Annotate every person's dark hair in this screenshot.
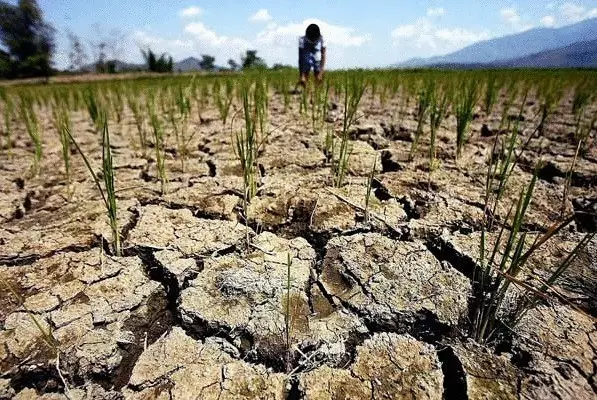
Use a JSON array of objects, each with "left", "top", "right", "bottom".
[{"left": 305, "top": 24, "right": 321, "bottom": 41}]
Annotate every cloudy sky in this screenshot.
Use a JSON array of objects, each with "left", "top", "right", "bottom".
[{"left": 36, "top": 0, "right": 597, "bottom": 69}]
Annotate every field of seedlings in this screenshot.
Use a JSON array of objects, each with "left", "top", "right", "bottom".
[{"left": 0, "top": 69, "right": 596, "bottom": 399}]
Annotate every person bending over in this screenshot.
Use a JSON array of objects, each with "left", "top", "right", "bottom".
[{"left": 298, "top": 23, "right": 326, "bottom": 88}]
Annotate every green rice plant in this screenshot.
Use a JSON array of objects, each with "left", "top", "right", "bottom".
[
  {"left": 215, "top": 78, "right": 235, "bottom": 126},
  {"left": 364, "top": 155, "right": 377, "bottom": 223},
  {"left": 333, "top": 73, "right": 367, "bottom": 187},
  {"left": 111, "top": 87, "right": 124, "bottom": 124},
  {"left": 127, "top": 90, "right": 147, "bottom": 156},
  {"left": 67, "top": 115, "right": 121, "bottom": 256},
  {"left": 51, "top": 103, "right": 72, "bottom": 183},
  {"left": 310, "top": 79, "right": 330, "bottom": 133},
  {"left": 561, "top": 114, "right": 596, "bottom": 217},
  {"left": 475, "top": 167, "right": 592, "bottom": 343},
  {"left": 323, "top": 124, "right": 335, "bottom": 164},
  {"left": 19, "top": 95, "right": 42, "bottom": 176},
  {"left": 535, "top": 79, "right": 563, "bottom": 137},
  {"left": 0, "top": 89, "right": 13, "bottom": 154},
  {"left": 284, "top": 252, "right": 292, "bottom": 373},
  {"left": 409, "top": 79, "right": 434, "bottom": 160},
  {"left": 233, "top": 83, "right": 266, "bottom": 202},
  {"left": 483, "top": 74, "right": 499, "bottom": 116},
  {"left": 83, "top": 87, "right": 102, "bottom": 133},
  {"left": 148, "top": 100, "right": 168, "bottom": 195},
  {"left": 455, "top": 80, "right": 479, "bottom": 159},
  {"left": 428, "top": 82, "right": 452, "bottom": 187},
  {"left": 254, "top": 78, "right": 269, "bottom": 139},
  {"left": 174, "top": 84, "right": 194, "bottom": 172},
  {"left": 571, "top": 82, "right": 591, "bottom": 120}
]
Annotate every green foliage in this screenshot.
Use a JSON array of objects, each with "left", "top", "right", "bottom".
[
  {"left": 141, "top": 48, "right": 173, "bottom": 73},
  {"left": 409, "top": 79, "right": 434, "bottom": 160},
  {"left": 455, "top": 80, "right": 479, "bottom": 159},
  {"left": 333, "top": 73, "right": 367, "bottom": 187},
  {"left": 0, "top": 0, "right": 55, "bottom": 79},
  {"left": 19, "top": 94, "right": 42, "bottom": 175},
  {"left": 67, "top": 115, "right": 121, "bottom": 256},
  {"left": 241, "top": 50, "right": 267, "bottom": 70}
]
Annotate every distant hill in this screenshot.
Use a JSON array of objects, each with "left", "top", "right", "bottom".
[
  {"left": 498, "top": 39, "right": 597, "bottom": 68},
  {"left": 396, "top": 18, "right": 597, "bottom": 67},
  {"left": 174, "top": 57, "right": 202, "bottom": 73}
]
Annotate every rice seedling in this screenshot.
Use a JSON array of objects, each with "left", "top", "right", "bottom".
[
  {"left": 428, "top": 82, "right": 452, "bottom": 187},
  {"left": 83, "top": 87, "right": 102, "bottom": 133},
  {"left": 284, "top": 252, "right": 292, "bottom": 373},
  {"left": 364, "top": 154, "right": 377, "bottom": 223},
  {"left": 214, "top": 78, "right": 235, "bottom": 126},
  {"left": 409, "top": 79, "right": 434, "bottom": 160},
  {"left": 67, "top": 115, "right": 121, "bottom": 256},
  {"left": 333, "top": 73, "right": 367, "bottom": 188},
  {"left": 0, "top": 89, "right": 13, "bottom": 154},
  {"left": 561, "top": 113, "right": 596, "bottom": 218},
  {"left": 483, "top": 74, "right": 499, "bottom": 117},
  {"left": 19, "top": 94, "right": 43, "bottom": 176},
  {"left": 51, "top": 103, "right": 72, "bottom": 183},
  {"left": 310, "top": 79, "right": 330, "bottom": 134},
  {"left": 173, "top": 84, "right": 194, "bottom": 172},
  {"left": 127, "top": 90, "right": 147, "bottom": 156},
  {"left": 148, "top": 99, "right": 168, "bottom": 195},
  {"left": 455, "top": 79, "right": 479, "bottom": 159},
  {"left": 474, "top": 165, "right": 587, "bottom": 344}
]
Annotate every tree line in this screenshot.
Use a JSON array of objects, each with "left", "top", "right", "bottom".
[{"left": 0, "top": 0, "right": 292, "bottom": 79}]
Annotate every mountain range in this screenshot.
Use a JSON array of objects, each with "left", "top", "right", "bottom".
[{"left": 396, "top": 18, "right": 597, "bottom": 68}]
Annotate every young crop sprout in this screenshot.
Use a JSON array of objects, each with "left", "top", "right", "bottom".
[
  {"left": 333, "top": 73, "right": 367, "bottom": 187},
  {"left": 127, "top": 91, "right": 147, "bottom": 156},
  {"left": 148, "top": 100, "right": 168, "bottom": 195},
  {"left": 310, "top": 79, "right": 330, "bottom": 134},
  {"left": 285, "top": 252, "right": 292, "bottom": 373},
  {"left": 364, "top": 155, "right": 377, "bottom": 223},
  {"left": 51, "top": 103, "right": 72, "bottom": 183},
  {"left": 561, "top": 114, "right": 596, "bottom": 218},
  {"left": 67, "top": 115, "right": 121, "bottom": 256},
  {"left": 19, "top": 95, "right": 42, "bottom": 176},
  {"left": 83, "top": 87, "right": 102, "bottom": 133},
  {"left": 174, "top": 84, "right": 194, "bottom": 172},
  {"left": 428, "top": 82, "right": 452, "bottom": 188},
  {"left": 475, "top": 165, "right": 594, "bottom": 343},
  {"left": 409, "top": 80, "right": 434, "bottom": 160},
  {"left": 535, "top": 79, "right": 562, "bottom": 137},
  {"left": 455, "top": 80, "right": 479, "bottom": 159},
  {"left": 483, "top": 74, "right": 499, "bottom": 117},
  {"left": 215, "top": 78, "right": 235, "bottom": 126},
  {"left": 0, "top": 89, "right": 14, "bottom": 154}
]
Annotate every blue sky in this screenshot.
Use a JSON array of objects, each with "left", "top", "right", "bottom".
[{"left": 29, "top": 0, "right": 597, "bottom": 69}]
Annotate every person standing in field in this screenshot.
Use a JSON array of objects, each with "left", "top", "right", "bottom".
[{"left": 298, "top": 23, "right": 326, "bottom": 88}]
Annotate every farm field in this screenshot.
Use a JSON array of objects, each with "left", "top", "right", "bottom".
[{"left": 0, "top": 69, "right": 596, "bottom": 399}]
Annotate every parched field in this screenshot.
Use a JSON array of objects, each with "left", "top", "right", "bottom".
[{"left": 0, "top": 70, "right": 596, "bottom": 399}]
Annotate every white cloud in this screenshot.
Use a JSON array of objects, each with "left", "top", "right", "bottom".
[
  {"left": 426, "top": 8, "right": 446, "bottom": 17},
  {"left": 500, "top": 7, "right": 521, "bottom": 26},
  {"left": 256, "top": 19, "right": 370, "bottom": 48},
  {"left": 540, "top": 15, "right": 556, "bottom": 27},
  {"left": 131, "top": 18, "right": 369, "bottom": 69},
  {"left": 500, "top": 7, "right": 533, "bottom": 31},
  {"left": 560, "top": 3, "right": 597, "bottom": 23},
  {"left": 180, "top": 6, "right": 203, "bottom": 18},
  {"left": 391, "top": 17, "right": 490, "bottom": 53},
  {"left": 249, "top": 9, "right": 272, "bottom": 23}
]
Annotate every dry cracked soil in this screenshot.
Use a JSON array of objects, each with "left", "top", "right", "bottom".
[{"left": 0, "top": 85, "right": 596, "bottom": 399}]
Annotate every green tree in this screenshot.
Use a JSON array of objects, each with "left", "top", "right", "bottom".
[
  {"left": 0, "top": 0, "right": 55, "bottom": 79},
  {"left": 141, "top": 48, "right": 172, "bottom": 73},
  {"left": 227, "top": 58, "right": 239, "bottom": 71},
  {"left": 241, "top": 50, "right": 267, "bottom": 70},
  {"left": 199, "top": 54, "right": 216, "bottom": 71}
]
